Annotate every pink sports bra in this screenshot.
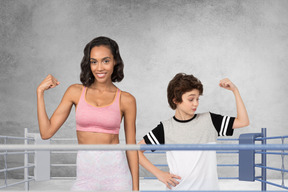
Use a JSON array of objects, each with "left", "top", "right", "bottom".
[{"left": 76, "top": 86, "right": 122, "bottom": 134}]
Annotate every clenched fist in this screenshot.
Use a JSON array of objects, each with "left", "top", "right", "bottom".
[
  {"left": 219, "top": 78, "right": 237, "bottom": 92},
  {"left": 37, "top": 74, "right": 60, "bottom": 94}
]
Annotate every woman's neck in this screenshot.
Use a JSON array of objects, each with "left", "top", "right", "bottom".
[{"left": 90, "top": 81, "right": 116, "bottom": 92}]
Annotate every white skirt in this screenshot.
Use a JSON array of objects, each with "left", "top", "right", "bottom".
[{"left": 71, "top": 150, "right": 132, "bottom": 191}]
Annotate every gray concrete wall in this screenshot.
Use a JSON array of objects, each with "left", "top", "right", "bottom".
[{"left": 1, "top": 0, "right": 288, "bottom": 180}]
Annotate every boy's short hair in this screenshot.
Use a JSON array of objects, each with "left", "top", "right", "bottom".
[{"left": 167, "top": 73, "right": 203, "bottom": 110}]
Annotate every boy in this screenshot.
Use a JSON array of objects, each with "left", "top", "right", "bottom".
[{"left": 138, "top": 73, "right": 249, "bottom": 190}]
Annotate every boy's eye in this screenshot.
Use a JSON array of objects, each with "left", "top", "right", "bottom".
[{"left": 189, "top": 98, "right": 199, "bottom": 102}]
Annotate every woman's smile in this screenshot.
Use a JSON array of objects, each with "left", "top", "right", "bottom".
[{"left": 96, "top": 73, "right": 107, "bottom": 78}]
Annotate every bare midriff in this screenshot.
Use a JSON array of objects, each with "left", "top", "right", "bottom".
[{"left": 76, "top": 131, "right": 119, "bottom": 144}]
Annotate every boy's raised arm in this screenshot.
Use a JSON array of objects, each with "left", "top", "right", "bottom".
[{"left": 219, "top": 78, "right": 249, "bottom": 129}]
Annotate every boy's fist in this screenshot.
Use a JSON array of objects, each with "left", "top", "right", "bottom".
[{"left": 219, "top": 78, "right": 237, "bottom": 91}]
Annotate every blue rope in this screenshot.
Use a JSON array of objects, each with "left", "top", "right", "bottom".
[
  {"left": 255, "top": 164, "right": 288, "bottom": 173},
  {"left": 255, "top": 178, "right": 288, "bottom": 190},
  {"left": 140, "top": 144, "right": 288, "bottom": 151}
]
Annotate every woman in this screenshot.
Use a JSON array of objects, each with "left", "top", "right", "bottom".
[{"left": 37, "top": 36, "right": 139, "bottom": 191}]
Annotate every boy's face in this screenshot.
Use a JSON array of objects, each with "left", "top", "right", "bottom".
[{"left": 175, "top": 89, "right": 200, "bottom": 118}]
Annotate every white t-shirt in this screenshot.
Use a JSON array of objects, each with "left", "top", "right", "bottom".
[{"left": 143, "top": 112, "right": 235, "bottom": 191}]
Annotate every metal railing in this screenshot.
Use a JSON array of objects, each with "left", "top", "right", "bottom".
[
  {"left": 255, "top": 129, "right": 288, "bottom": 190},
  {"left": 0, "top": 129, "right": 35, "bottom": 191},
  {"left": 0, "top": 128, "right": 287, "bottom": 191}
]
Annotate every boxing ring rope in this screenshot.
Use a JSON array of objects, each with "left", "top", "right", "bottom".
[
  {"left": 0, "top": 130, "right": 35, "bottom": 190},
  {"left": 254, "top": 133, "right": 288, "bottom": 191},
  {"left": 1, "top": 144, "right": 287, "bottom": 151},
  {"left": 0, "top": 128, "right": 287, "bottom": 191}
]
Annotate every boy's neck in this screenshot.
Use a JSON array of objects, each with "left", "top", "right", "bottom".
[{"left": 174, "top": 110, "right": 195, "bottom": 121}]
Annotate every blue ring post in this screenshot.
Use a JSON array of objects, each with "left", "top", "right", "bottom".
[
  {"left": 239, "top": 132, "right": 262, "bottom": 181},
  {"left": 261, "top": 128, "right": 267, "bottom": 191}
]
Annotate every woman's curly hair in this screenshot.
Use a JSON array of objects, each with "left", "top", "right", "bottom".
[{"left": 80, "top": 36, "right": 124, "bottom": 87}]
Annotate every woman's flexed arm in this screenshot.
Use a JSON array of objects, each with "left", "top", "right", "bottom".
[{"left": 37, "top": 74, "right": 78, "bottom": 139}]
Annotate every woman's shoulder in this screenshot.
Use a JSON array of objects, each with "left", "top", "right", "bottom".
[
  {"left": 67, "top": 84, "right": 83, "bottom": 92},
  {"left": 120, "top": 90, "right": 136, "bottom": 105},
  {"left": 64, "top": 84, "right": 83, "bottom": 100}
]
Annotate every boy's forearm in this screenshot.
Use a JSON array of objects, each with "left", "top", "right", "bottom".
[
  {"left": 233, "top": 88, "right": 249, "bottom": 128},
  {"left": 139, "top": 150, "right": 162, "bottom": 177}
]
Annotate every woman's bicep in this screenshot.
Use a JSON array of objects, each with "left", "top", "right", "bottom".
[
  {"left": 122, "top": 93, "right": 137, "bottom": 144},
  {"left": 49, "top": 86, "right": 78, "bottom": 134},
  {"left": 50, "top": 99, "right": 73, "bottom": 129}
]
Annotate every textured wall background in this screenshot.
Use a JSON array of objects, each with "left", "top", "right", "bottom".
[{"left": 1, "top": 0, "right": 288, "bottom": 180}]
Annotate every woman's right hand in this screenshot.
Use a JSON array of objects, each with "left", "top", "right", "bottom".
[
  {"left": 155, "top": 170, "right": 181, "bottom": 189},
  {"left": 37, "top": 74, "right": 60, "bottom": 94}
]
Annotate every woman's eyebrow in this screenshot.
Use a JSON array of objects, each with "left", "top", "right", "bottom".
[
  {"left": 90, "top": 57, "right": 111, "bottom": 60},
  {"left": 102, "top": 57, "right": 111, "bottom": 60}
]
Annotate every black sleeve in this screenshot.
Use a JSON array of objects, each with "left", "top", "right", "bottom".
[
  {"left": 209, "top": 112, "right": 235, "bottom": 136},
  {"left": 143, "top": 122, "right": 165, "bottom": 146}
]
